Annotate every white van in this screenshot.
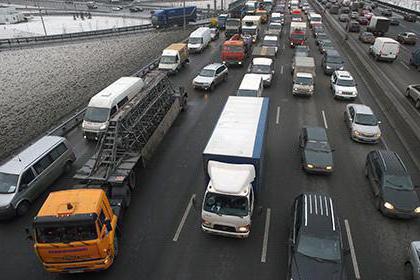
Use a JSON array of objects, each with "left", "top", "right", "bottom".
[
  {"left": 82, "top": 77, "right": 144, "bottom": 140},
  {"left": 188, "top": 27, "right": 211, "bottom": 53},
  {"left": 237, "top": 74, "right": 264, "bottom": 97},
  {"left": 369, "top": 37, "right": 400, "bottom": 62}
]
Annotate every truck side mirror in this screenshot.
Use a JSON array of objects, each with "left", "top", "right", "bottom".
[
  {"left": 105, "top": 220, "right": 112, "bottom": 232},
  {"left": 25, "top": 228, "right": 33, "bottom": 241}
]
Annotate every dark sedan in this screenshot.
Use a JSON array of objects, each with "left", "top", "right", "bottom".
[
  {"left": 299, "top": 127, "right": 334, "bottom": 174},
  {"left": 359, "top": 31, "right": 375, "bottom": 44},
  {"left": 295, "top": 45, "right": 310, "bottom": 57},
  {"left": 319, "top": 39, "right": 334, "bottom": 54},
  {"left": 315, "top": 33, "right": 329, "bottom": 45}
]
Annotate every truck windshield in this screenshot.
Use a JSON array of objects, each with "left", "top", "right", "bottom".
[
  {"left": 295, "top": 76, "right": 313, "bottom": 85},
  {"left": 224, "top": 46, "right": 243, "bottom": 52},
  {"left": 242, "top": 28, "right": 256, "bottom": 36},
  {"left": 160, "top": 55, "right": 177, "bottom": 64},
  {"left": 189, "top": 37, "right": 203, "bottom": 44},
  {"left": 263, "top": 39, "right": 277, "bottom": 46},
  {"left": 35, "top": 223, "right": 98, "bottom": 243},
  {"left": 84, "top": 107, "right": 110, "bottom": 123},
  {"left": 250, "top": 64, "right": 271, "bottom": 74},
  {"left": 291, "top": 34, "right": 305, "bottom": 40},
  {"left": 204, "top": 192, "right": 248, "bottom": 217},
  {"left": 0, "top": 172, "right": 18, "bottom": 194},
  {"left": 237, "top": 89, "right": 258, "bottom": 97}
]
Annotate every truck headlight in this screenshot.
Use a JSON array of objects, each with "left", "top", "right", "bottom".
[
  {"left": 238, "top": 225, "right": 249, "bottom": 232},
  {"left": 384, "top": 202, "right": 394, "bottom": 210},
  {"left": 414, "top": 207, "right": 420, "bottom": 213},
  {"left": 325, "top": 166, "right": 332, "bottom": 170},
  {"left": 307, "top": 164, "right": 314, "bottom": 169}
]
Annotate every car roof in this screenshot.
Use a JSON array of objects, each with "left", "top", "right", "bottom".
[
  {"left": 335, "top": 70, "right": 353, "bottom": 79},
  {"left": 304, "top": 126, "right": 328, "bottom": 141},
  {"left": 264, "top": 35, "right": 278, "bottom": 40},
  {"left": 373, "top": 150, "right": 408, "bottom": 175},
  {"left": 349, "top": 103, "right": 373, "bottom": 114},
  {"left": 299, "top": 193, "right": 339, "bottom": 237},
  {"left": 203, "top": 63, "right": 224, "bottom": 70},
  {"left": 0, "top": 136, "right": 65, "bottom": 175},
  {"left": 240, "top": 74, "right": 263, "bottom": 90}
]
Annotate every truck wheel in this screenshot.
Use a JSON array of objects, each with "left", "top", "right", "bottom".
[
  {"left": 416, "top": 100, "right": 420, "bottom": 109},
  {"left": 16, "top": 201, "right": 30, "bottom": 216}
]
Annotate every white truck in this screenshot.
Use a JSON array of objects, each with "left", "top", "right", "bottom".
[
  {"left": 242, "top": 15, "right": 261, "bottom": 43},
  {"left": 200, "top": 96, "right": 269, "bottom": 238},
  {"left": 158, "top": 43, "right": 189, "bottom": 73},
  {"left": 292, "top": 56, "right": 315, "bottom": 96}
]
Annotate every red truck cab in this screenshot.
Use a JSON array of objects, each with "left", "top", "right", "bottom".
[{"left": 221, "top": 34, "right": 251, "bottom": 66}]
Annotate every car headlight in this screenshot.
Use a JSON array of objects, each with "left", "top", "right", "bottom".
[
  {"left": 202, "top": 219, "right": 211, "bottom": 226},
  {"left": 337, "top": 90, "right": 343, "bottom": 94},
  {"left": 293, "top": 87, "right": 298, "bottom": 91},
  {"left": 384, "top": 202, "right": 394, "bottom": 210},
  {"left": 353, "top": 130, "right": 360, "bottom": 136},
  {"left": 414, "top": 207, "right": 420, "bottom": 213},
  {"left": 100, "top": 124, "right": 108, "bottom": 130},
  {"left": 325, "top": 166, "right": 332, "bottom": 170},
  {"left": 326, "top": 66, "right": 331, "bottom": 69},
  {"left": 375, "top": 131, "right": 381, "bottom": 137},
  {"left": 307, "top": 164, "right": 314, "bottom": 169},
  {"left": 238, "top": 225, "right": 249, "bottom": 232},
  {"left": 238, "top": 61, "right": 242, "bottom": 65}
]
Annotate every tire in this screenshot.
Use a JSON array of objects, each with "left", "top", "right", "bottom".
[
  {"left": 16, "top": 201, "right": 30, "bottom": 216},
  {"left": 416, "top": 100, "right": 420, "bottom": 109},
  {"left": 404, "top": 261, "right": 413, "bottom": 280}
]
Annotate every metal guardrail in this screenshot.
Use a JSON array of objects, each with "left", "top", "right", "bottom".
[
  {"left": 372, "top": 0, "right": 420, "bottom": 17},
  {"left": 0, "top": 23, "right": 154, "bottom": 48}
]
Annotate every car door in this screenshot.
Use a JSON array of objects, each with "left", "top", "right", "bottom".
[
  {"left": 15, "top": 168, "right": 37, "bottom": 204},
  {"left": 348, "top": 106, "right": 356, "bottom": 129},
  {"left": 215, "top": 67, "right": 223, "bottom": 84},
  {"left": 372, "top": 158, "right": 382, "bottom": 197},
  {"left": 32, "top": 154, "right": 56, "bottom": 198}
]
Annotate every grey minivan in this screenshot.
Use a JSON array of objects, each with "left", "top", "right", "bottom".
[
  {"left": 322, "top": 49, "right": 345, "bottom": 75},
  {"left": 0, "top": 136, "right": 75, "bottom": 218}
]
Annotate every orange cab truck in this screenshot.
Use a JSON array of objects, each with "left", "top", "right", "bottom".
[{"left": 221, "top": 34, "right": 252, "bottom": 66}]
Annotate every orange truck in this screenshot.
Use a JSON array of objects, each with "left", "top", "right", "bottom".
[{"left": 221, "top": 34, "right": 252, "bottom": 66}]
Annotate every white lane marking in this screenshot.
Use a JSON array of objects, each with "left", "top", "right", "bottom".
[
  {"left": 260, "top": 208, "right": 271, "bottom": 263},
  {"left": 344, "top": 219, "right": 361, "bottom": 280},
  {"left": 321, "top": 110, "right": 328, "bottom": 129},
  {"left": 280, "top": 65, "right": 284, "bottom": 74},
  {"left": 400, "top": 61, "right": 410, "bottom": 70},
  {"left": 172, "top": 194, "right": 196, "bottom": 242},
  {"left": 276, "top": 106, "right": 281, "bottom": 124}
]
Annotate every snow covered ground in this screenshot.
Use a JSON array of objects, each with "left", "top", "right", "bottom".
[
  {"left": 0, "top": 15, "right": 150, "bottom": 39},
  {"left": 380, "top": 0, "right": 420, "bottom": 12}
]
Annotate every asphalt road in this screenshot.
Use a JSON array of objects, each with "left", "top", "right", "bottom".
[{"left": 2, "top": 6, "right": 420, "bottom": 280}]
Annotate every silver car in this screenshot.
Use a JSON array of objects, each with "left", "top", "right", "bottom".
[
  {"left": 406, "top": 241, "right": 420, "bottom": 280},
  {"left": 344, "top": 104, "right": 381, "bottom": 143},
  {"left": 0, "top": 136, "right": 76, "bottom": 218},
  {"left": 192, "top": 63, "right": 228, "bottom": 91}
]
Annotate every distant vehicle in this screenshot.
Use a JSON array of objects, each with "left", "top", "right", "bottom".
[
  {"left": 247, "top": 57, "right": 274, "bottom": 87},
  {"left": 350, "top": 11, "right": 358, "bottom": 19},
  {"left": 217, "top": 14, "right": 228, "bottom": 29},
  {"left": 308, "top": 13, "right": 322, "bottom": 28},
  {"left": 330, "top": 70, "right": 358, "bottom": 100},
  {"left": 112, "top": 6, "right": 122, "bottom": 11},
  {"left": 82, "top": 77, "right": 144, "bottom": 140},
  {"left": 359, "top": 31, "right": 375, "bottom": 44},
  {"left": 404, "top": 13, "right": 417, "bottom": 22},
  {"left": 151, "top": 6, "right": 197, "bottom": 28},
  {"left": 86, "top": 1, "right": 97, "bottom": 9},
  {"left": 299, "top": 127, "right": 334, "bottom": 173},
  {"left": 326, "top": 2, "right": 332, "bottom": 9},
  {"left": 322, "top": 49, "right": 344, "bottom": 75},
  {"left": 312, "top": 25, "right": 324, "bottom": 37},
  {"left": 225, "top": 18, "right": 241, "bottom": 38},
  {"left": 409, "top": 49, "right": 420, "bottom": 69},
  {"left": 390, "top": 17, "right": 400, "bottom": 25},
  {"left": 200, "top": 96, "right": 269, "bottom": 238},
  {"left": 405, "top": 242, "right": 420, "bottom": 280},
  {"left": 295, "top": 45, "right": 309, "bottom": 57},
  {"left": 340, "top": 6, "right": 350, "bottom": 14},
  {"left": 288, "top": 193, "right": 346, "bottom": 279},
  {"left": 344, "top": 104, "right": 381, "bottom": 143},
  {"left": 267, "top": 22, "right": 283, "bottom": 37},
  {"left": 289, "top": 22, "right": 306, "bottom": 47},
  {"left": 346, "top": 20, "right": 360, "bottom": 32},
  {"left": 237, "top": 74, "right": 264, "bottom": 96},
  {"left": 271, "top": 12, "right": 284, "bottom": 24},
  {"left": 358, "top": 16, "right": 369, "bottom": 25},
  {"left": 319, "top": 39, "right": 334, "bottom": 54},
  {"left": 222, "top": 34, "right": 251, "bottom": 66},
  {"left": 242, "top": 15, "right": 262, "bottom": 43},
  {"left": 339, "top": 14, "right": 349, "bottom": 22},
  {"left": 245, "top": 0, "right": 258, "bottom": 15},
  {"left": 369, "top": 37, "right": 400, "bottom": 62},
  {"left": 192, "top": 63, "right": 228, "bottom": 91},
  {"left": 209, "top": 27, "right": 219, "bottom": 40},
  {"left": 367, "top": 16, "right": 390, "bottom": 36},
  {"left": 129, "top": 6, "right": 143, "bottom": 12},
  {"left": 158, "top": 43, "right": 189, "bottom": 73},
  {"left": 381, "top": 9, "right": 392, "bottom": 17},
  {"left": 329, "top": 4, "right": 339, "bottom": 14},
  {"left": 0, "top": 136, "right": 75, "bottom": 218},
  {"left": 397, "top": 32, "right": 417, "bottom": 45},
  {"left": 405, "top": 84, "right": 420, "bottom": 108},
  {"left": 365, "top": 150, "right": 420, "bottom": 218},
  {"left": 188, "top": 27, "right": 211, "bottom": 53},
  {"left": 262, "top": 35, "right": 279, "bottom": 54}
]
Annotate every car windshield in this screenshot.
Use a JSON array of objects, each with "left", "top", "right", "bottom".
[
  {"left": 317, "top": 33, "right": 328, "bottom": 40},
  {"left": 0, "top": 172, "right": 18, "bottom": 194},
  {"left": 199, "top": 69, "right": 215, "bottom": 77},
  {"left": 251, "top": 64, "right": 271, "bottom": 74},
  {"left": 160, "top": 55, "right": 177, "bottom": 64},
  {"left": 355, "top": 113, "right": 377, "bottom": 126},
  {"left": 269, "top": 24, "right": 282, "bottom": 30},
  {"left": 336, "top": 78, "right": 355, "bottom": 87},
  {"left": 189, "top": 37, "right": 202, "bottom": 44},
  {"left": 237, "top": 89, "right": 258, "bottom": 97},
  {"left": 263, "top": 39, "right": 277, "bottom": 46},
  {"left": 84, "top": 107, "right": 110, "bottom": 123},
  {"left": 35, "top": 223, "right": 98, "bottom": 243},
  {"left": 384, "top": 175, "right": 414, "bottom": 191},
  {"left": 295, "top": 76, "right": 313, "bottom": 85},
  {"left": 306, "top": 140, "right": 331, "bottom": 152},
  {"left": 297, "top": 233, "right": 341, "bottom": 262},
  {"left": 326, "top": 56, "right": 342, "bottom": 64},
  {"left": 204, "top": 192, "right": 249, "bottom": 217}
]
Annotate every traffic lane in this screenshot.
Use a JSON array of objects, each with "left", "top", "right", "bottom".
[{"left": 316, "top": 21, "right": 420, "bottom": 280}]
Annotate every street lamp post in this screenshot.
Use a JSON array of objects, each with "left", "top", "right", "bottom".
[{"left": 35, "top": 0, "right": 47, "bottom": 36}]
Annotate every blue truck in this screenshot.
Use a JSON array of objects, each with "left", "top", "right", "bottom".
[
  {"left": 200, "top": 96, "right": 269, "bottom": 238},
  {"left": 151, "top": 6, "right": 197, "bottom": 28}
]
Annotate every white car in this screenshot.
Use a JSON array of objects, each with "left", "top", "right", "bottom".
[
  {"left": 344, "top": 104, "right": 381, "bottom": 143},
  {"left": 192, "top": 63, "right": 228, "bottom": 91},
  {"left": 330, "top": 70, "right": 358, "bottom": 100},
  {"left": 247, "top": 57, "right": 274, "bottom": 87}
]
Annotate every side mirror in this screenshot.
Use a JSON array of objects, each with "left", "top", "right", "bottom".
[
  {"left": 105, "top": 219, "right": 112, "bottom": 232},
  {"left": 25, "top": 228, "right": 33, "bottom": 241}
]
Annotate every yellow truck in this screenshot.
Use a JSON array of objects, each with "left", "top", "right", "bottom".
[{"left": 31, "top": 189, "right": 118, "bottom": 273}]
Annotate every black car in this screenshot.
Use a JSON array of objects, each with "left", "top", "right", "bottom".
[
  {"left": 288, "top": 193, "right": 347, "bottom": 280},
  {"left": 313, "top": 26, "right": 325, "bottom": 37},
  {"left": 315, "top": 32, "right": 329, "bottom": 45},
  {"left": 319, "top": 39, "right": 334, "bottom": 54},
  {"left": 322, "top": 49, "right": 344, "bottom": 75},
  {"left": 295, "top": 45, "right": 310, "bottom": 57},
  {"left": 299, "top": 127, "right": 334, "bottom": 174},
  {"left": 365, "top": 150, "right": 420, "bottom": 218}
]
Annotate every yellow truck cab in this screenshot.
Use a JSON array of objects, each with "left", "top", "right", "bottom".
[{"left": 31, "top": 189, "right": 118, "bottom": 273}]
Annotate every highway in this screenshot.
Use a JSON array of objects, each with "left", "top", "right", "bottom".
[{"left": 1, "top": 2, "right": 420, "bottom": 280}]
